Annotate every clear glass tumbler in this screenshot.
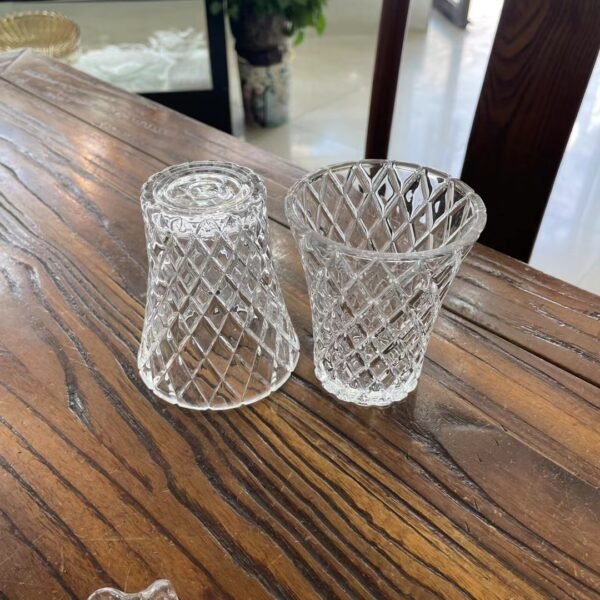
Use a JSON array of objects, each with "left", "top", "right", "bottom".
[
  {"left": 285, "top": 160, "right": 486, "bottom": 406},
  {"left": 138, "top": 161, "right": 299, "bottom": 410}
]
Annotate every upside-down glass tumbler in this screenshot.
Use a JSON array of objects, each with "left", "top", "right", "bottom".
[
  {"left": 138, "top": 161, "right": 299, "bottom": 410},
  {"left": 285, "top": 160, "right": 486, "bottom": 406}
]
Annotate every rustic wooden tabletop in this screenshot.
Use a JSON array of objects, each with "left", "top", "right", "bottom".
[{"left": 0, "top": 50, "right": 599, "bottom": 600}]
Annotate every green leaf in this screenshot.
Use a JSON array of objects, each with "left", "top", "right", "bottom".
[
  {"left": 315, "top": 12, "right": 326, "bottom": 34},
  {"left": 293, "top": 30, "right": 305, "bottom": 45},
  {"left": 209, "top": 1, "right": 223, "bottom": 15},
  {"left": 227, "top": 0, "right": 327, "bottom": 33}
]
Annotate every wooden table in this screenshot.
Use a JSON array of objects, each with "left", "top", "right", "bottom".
[{"left": 0, "top": 50, "right": 599, "bottom": 600}]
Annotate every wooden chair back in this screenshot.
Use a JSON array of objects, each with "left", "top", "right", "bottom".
[{"left": 366, "top": 0, "right": 600, "bottom": 261}]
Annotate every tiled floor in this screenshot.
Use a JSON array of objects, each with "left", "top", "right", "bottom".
[
  {"left": 244, "top": 2, "right": 600, "bottom": 295},
  {"left": 243, "top": 34, "right": 374, "bottom": 171}
]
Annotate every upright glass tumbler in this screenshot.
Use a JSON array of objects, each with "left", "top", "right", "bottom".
[
  {"left": 285, "top": 161, "right": 486, "bottom": 406},
  {"left": 138, "top": 161, "right": 299, "bottom": 410}
]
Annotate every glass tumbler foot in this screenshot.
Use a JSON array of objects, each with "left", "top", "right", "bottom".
[{"left": 317, "top": 366, "right": 420, "bottom": 407}]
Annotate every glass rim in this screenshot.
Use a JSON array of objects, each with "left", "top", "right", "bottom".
[
  {"left": 285, "top": 160, "right": 487, "bottom": 261},
  {"left": 141, "top": 161, "right": 265, "bottom": 216}
]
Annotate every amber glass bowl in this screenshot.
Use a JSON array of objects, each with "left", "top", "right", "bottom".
[{"left": 0, "top": 11, "right": 80, "bottom": 61}]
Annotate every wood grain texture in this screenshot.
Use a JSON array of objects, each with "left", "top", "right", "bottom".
[
  {"left": 0, "top": 51, "right": 23, "bottom": 77},
  {"left": 0, "top": 54, "right": 599, "bottom": 599},
  {"left": 461, "top": 0, "right": 600, "bottom": 261}
]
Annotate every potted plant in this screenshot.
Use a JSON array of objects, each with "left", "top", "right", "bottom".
[{"left": 211, "top": 0, "right": 327, "bottom": 127}]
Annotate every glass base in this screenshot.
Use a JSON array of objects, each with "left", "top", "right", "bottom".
[
  {"left": 139, "top": 352, "right": 298, "bottom": 411},
  {"left": 316, "top": 368, "right": 420, "bottom": 407}
]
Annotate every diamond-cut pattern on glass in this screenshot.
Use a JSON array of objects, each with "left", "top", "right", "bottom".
[
  {"left": 286, "top": 161, "right": 486, "bottom": 406},
  {"left": 138, "top": 162, "right": 299, "bottom": 410}
]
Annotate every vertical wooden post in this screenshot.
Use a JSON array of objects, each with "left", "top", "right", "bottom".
[{"left": 365, "top": 0, "right": 410, "bottom": 159}]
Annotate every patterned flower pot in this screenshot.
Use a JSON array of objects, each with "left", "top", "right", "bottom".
[
  {"left": 230, "top": 11, "right": 290, "bottom": 127},
  {"left": 238, "top": 54, "right": 291, "bottom": 127}
]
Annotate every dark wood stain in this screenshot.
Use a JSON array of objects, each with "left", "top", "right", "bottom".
[{"left": 0, "top": 51, "right": 598, "bottom": 599}]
